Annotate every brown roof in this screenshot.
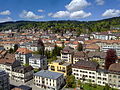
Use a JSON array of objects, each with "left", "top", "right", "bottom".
[
  {"left": 73, "top": 51, "right": 86, "bottom": 58},
  {"left": 72, "top": 60, "right": 99, "bottom": 71},
  {"left": 16, "top": 48, "right": 32, "bottom": 54},
  {"left": 0, "top": 53, "right": 15, "bottom": 64},
  {"left": 88, "top": 51, "right": 106, "bottom": 59},
  {"left": 61, "top": 46, "right": 74, "bottom": 54},
  {"left": 85, "top": 44, "right": 100, "bottom": 50},
  {"left": 109, "top": 63, "right": 120, "bottom": 72}
]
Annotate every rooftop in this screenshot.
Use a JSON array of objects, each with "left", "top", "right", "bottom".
[
  {"left": 73, "top": 60, "right": 99, "bottom": 71},
  {"left": 109, "top": 63, "right": 120, "bottom": 73},
  {"left": 29, "top": 54, "right": 46, "bottom": 59},
  {"left": 34, "top": 70, "right": 63, "bottom": 80}
]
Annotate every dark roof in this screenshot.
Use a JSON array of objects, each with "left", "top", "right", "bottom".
[
  {"left": 109, "top": 63, "right": 120, "bottom": 73},
  {"left": 18, "top": 85, "right": 32, "bottom": 90},
  {"left": 34, "top": 70, "right": 63, "bottom": 80},
  {"left": 61, "top": 46, "right": 74, "bottom": 54},
  {"left": 13, "top": 66, "right": 33, "bottom": 74},
  {"left": 73, "top": 51, "right": 86, "bottom": 58},
  {"left": 72, "top": 60, "right": 99, "bottom": 71},
  {"left": 88, "top": 51, "right": 106, "bottom": 59},
  {"left": 29, "top": 54, "right": 46, "bottom": 60}
]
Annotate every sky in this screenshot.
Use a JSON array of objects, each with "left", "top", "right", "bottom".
[{"left": 0, "top": 0, "right": 120, "bottom": 22}]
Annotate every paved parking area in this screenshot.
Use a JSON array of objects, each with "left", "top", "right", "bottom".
[{"left": 10, "top": 79, "right": 45, "bottom": 90}]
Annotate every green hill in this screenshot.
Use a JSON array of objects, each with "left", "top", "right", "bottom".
[{"left": 0, "top": 16, "right": 120, "bottom": 34}]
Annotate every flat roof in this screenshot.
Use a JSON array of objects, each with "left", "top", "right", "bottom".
[{"left": 34, "top": 70, "right": 63, "bottom": 80}]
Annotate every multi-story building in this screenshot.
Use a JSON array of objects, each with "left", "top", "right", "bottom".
[
  {"left": 15, "top": 48, "right": 32, "bottom": 64},
  {"left": 0, "top": 70, "right": 10, "bottom": 90},
  {"left": 20, "top": 39, "right": 44, "bottom": 52},
  {"left": 72, "top": 60, "right": 99, "bottom": 84},
  {"left": 34, "top": 70, "right": 65, "bottom": 90},
  {"left": 11, "top": 66, "right": 34, "bottom": 83},
  {"left": 48, "top": 59, "right": 71, "bottom": 76},
  {"left": 73, "top": 51, "right": 87, "bottom": 64},
  {"left": 61, "top": 46, "right": 74, "bottom": 63},
  {"left": 88, "top": 51, "right": 106, "bottom": 68},
  {"left": 96, "top": 69, "right": 109, "bottom": 86},
  {"left": 0, "top": 53, "right": 21, "bottom": 77},
  {"left": 72, "top": 60, "right": 120, "bottom": 89},
  {"left": 96, "top": 40, "right": 120, "bottom": 56},
  {"left": 108, "top": 63, "right": 120, "bottom": 89},
  {"left": 29, "top": 54, "right": 47, "bottom": 69},
  {"left": 91, "top": 32, "right": 115, "bottom": 40}
]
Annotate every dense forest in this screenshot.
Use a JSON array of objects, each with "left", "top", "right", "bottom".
[{"left": 0, "top": 16, "right": 120, "bottom": 34}]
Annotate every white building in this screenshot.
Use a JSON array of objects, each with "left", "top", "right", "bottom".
[
  {"left": 61, "top": 46, "right": 74, "bottom": 64},
  {"left": 72, "top": 60, "right": 120, "bottom": 89},
  {"left": 15, "top": 48, "right": 32, "bottom": 64},
  {"left": 29, "top": 54, "right": 47, "bottom": 69},
  {"left": 91, "top": 32, "right": 115, "bottom": 40},
  {"left": 96, "top": 41, "right": 120, "bottom": 56},
  {"left": 72, "top": 61, "right": 99, "bottom": 84},
  {"left": 34, "top": 70, "right": 65, "bottom": 90}
]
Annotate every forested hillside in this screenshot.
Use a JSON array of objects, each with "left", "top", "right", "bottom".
[{"left": 0, "top": 16, "right": 120, "bottom": 34}]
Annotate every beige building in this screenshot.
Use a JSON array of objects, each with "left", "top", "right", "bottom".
[
  {"left": 72, "top": 60, "right": 99, "bottom": 84},
  {"left": 72, "top": 60, "right": 120, "bottom": 89},
  {"left": 61, "top": 46, "right": 74, "bottom": 63},
  {"left": 34, "top": 70, "right": 65, "bottom": 90},
  {"left": 73, "top": 51, "right": 86, "bottom": 64},
  {"left": 48, "top": 60, "right": 72, "bottom": 76},
  {"left": 108, "top": 63, "right": 120, "bottom": 89}
]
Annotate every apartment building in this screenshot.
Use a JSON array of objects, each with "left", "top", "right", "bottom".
[
  {"left": 91, "top": 32, "right": 115, "bottom": 40},
  {"left": 11, "top": 66, "right": 34, "bottom": 83},
  {"left": 34, "top": 70, "right": 65, "bottom": 90},
  {"left": 0, "top": 70, "right": 10, "bottom": 90},
  {"left": 0, "top": 53, "right": 21, "bottom": 77},
  {"left": 15, "top": 48, "right": 32, "bottom": 64},
  {"left": 108, "top": 63, "right": 120, "bottom": 89},
  {"left": 29, "top": 54, "right": 47, "bottom": 69},
  {"left": 48, "top": 59, "right": 71, "bottom": 76},
  {"left": 96, "top": 40, "right": 120, "bottom": 56},
  {"left": 72, "top": 60, "right": 120, "bottom": 89},
  {"left": 88, "top": 51, "right": 106, "bottom": 68},
  {"left": 73, "top": 51, "right": 87, "bottom": 64},
  {"left": 72, "top": 60, "right": 99, "bottom": 84},
  {"left": 96, "top": 69, "right": 109, "bottom": 86},
  {"left": 61, "top": 46, "right": 74, "bottom": 63}
]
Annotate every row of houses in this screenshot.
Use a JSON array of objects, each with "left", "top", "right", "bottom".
[{"left": 72, "top": 60, "right": 120, "bottom": 89}]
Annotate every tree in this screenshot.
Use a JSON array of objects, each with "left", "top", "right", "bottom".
[
  {"left": 9, "top": 48, "right": 14, "bottom": 53},
  {"left": 104, "top": 84, "right": 110, "bottom": 90},
  {"left": 52, "top": 45, "right": 62, "bottom": 56},
  {"left": 77, "top": 43, "right": 83, "bottom": 51},
  {"left": 77, "top": 80, "right": 82, "bottom": 87},
  {"left": 14, "top": 44, "right": 18, "bottom": 52},
  {"left": 66, "top": 75, "right": 76, "bottom": 88},
  {"left": 105, "top": 49, "right": 117, "bottom": 70}
]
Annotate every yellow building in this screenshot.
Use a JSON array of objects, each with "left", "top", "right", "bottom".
[{"left": 48, "top": 60, "right": 72, "bottom": 76}]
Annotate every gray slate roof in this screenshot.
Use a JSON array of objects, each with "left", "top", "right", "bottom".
[{"left": 34, "top": 70, "right": 63, "bottom": 80}]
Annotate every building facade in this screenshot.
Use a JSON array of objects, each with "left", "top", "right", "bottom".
[
  {"left": 29, "top": 54, "right": 47, "bottom": 69},
  {"left": 11, "top": 66, "right": 34, "bottom": 83},
  {"left": 0, "top": 70, "right": 10, "bottom": 90},
  {"left": 48, "top": 60, "right": 71, "bottom": 76},
  {"left": 34, "top": 70, "right": 65, "bottom": 90}
]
